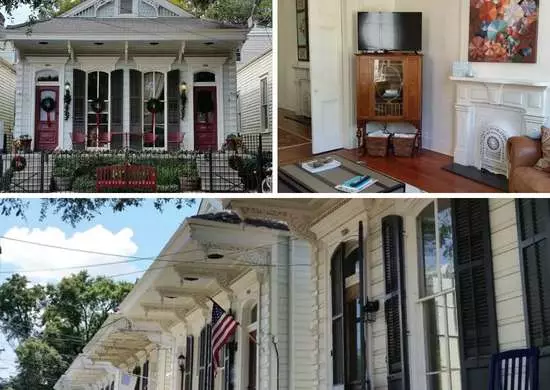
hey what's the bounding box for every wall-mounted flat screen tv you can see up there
[358,12,422,52]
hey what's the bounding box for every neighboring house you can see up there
[227,198,550,390]
[0,0,249,152]
[54,210,311,390]
[236,26,272,151]
[0,57,16,151]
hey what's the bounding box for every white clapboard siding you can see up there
[0,59,16,138]
[237,50,272,134]
[289,239,313,390]
[488,198,526,351]
[237,26,272,70]
[223,58,238,139]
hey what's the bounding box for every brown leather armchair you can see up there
[507,136,550,192]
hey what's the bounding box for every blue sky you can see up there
[1,5,32,25]
[0,198,199,379]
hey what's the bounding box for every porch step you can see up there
[196,154,245,192]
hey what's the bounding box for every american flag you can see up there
[211,300,238,372]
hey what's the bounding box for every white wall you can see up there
[277,0,299,112]
[395,0,550,154]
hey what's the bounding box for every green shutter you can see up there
[452,199,498,390]
[72,69,86,133]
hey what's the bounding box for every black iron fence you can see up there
[1,133,271,193]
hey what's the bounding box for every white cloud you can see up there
[1,225,143,283]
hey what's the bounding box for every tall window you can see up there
[87,71,109,148]
[184,336,194,390]
[331,243,362,388]
[260,77,268,130]
[132,366,141,390]
[143,71,165,149]
[120,0,133,14]
[247,304,258,390]
[141,360,149,390]
[418,200,461,390]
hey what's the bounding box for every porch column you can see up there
[123,67,130,146]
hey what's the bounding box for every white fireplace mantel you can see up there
[450,76,550,177]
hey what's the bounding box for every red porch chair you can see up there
[168,132,184,150]
[143,132,158,146]
[71,131,86,146]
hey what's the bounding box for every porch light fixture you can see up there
[364,298,380,323]
[180,82,188,120]
[64,82,72,121]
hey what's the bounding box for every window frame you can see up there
[85,70,111,150]
[416,200,461,390]
[259,76,268,131]
[142,71,167,150]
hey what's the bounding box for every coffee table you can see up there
[279,155,405,193]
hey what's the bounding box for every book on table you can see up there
[301,156,341,173]
[335,175,377,193]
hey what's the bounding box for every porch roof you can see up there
[3,17,248,41]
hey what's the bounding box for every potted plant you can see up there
[52,159,73,191]
[224,133,243,153]
[18,135,32,153]
[179,161,200,192]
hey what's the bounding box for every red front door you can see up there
[194,86,217,151]
[35,86,59,151]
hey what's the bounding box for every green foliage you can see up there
[170,0,271,25]
[0,275,45,344]
[12,338,67,390]
[0,272,133,389]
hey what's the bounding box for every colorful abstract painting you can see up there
[469,0,539,63]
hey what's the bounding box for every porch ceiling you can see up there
[15,39,241,58]
[87,331,153,366]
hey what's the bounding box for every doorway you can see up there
[34,86,59,151]
[193,86,217,151]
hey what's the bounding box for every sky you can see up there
[1,5,32,25]
[0,198,200,379]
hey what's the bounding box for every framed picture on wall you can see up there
[296,0,309,62]
[468,0,540,63]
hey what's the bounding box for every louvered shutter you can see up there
[111,69,123,133]
[206,324,214,390]
[198,327,207,390]
[73,69,86,134]
[516,199,550,388]
[185,336,194,390]
[141,360,149,390]
[167,69,180,129]
[331,244,346,386]
[382,215,409,390]
[452,199,498,390]
[132,366,141,390]
[129,69,142,148]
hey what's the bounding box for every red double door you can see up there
[194,86,217,151]
[34,86,59,151]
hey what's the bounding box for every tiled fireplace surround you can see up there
[451,77,550,177]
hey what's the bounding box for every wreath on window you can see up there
[146,98,163,114]
[11,155,27,172]
[146,98,164,134]
[91,98,105,114]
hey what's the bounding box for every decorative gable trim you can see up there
[61,0,192,17]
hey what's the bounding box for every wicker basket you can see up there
[366,135,390,157]
[392,134,417,157]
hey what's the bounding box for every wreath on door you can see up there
[40,96,56,127]
[91,98,105,113]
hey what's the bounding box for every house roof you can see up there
[191,211,289,231]
[5,16,244,35]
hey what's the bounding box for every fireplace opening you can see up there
[480,126,508,176]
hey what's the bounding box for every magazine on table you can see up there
[301,156,341,173]
[335,175,377,193]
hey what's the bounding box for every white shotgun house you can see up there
[0,0,249,152]
[56,197,550,390]
[54,205,312,390]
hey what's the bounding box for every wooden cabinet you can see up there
[356,53,423,148]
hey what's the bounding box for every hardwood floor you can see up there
[277,109,501,193]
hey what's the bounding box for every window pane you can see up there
[424,296,448,372]
[419,203,437,297]
[120,0,132,14]
[88,72,97,100]
[438,199,455,290]
[155,72,165,100]
[99,72,109,101]
[144,72,154,99]
[427,372,449,390]
[450,370,462,390]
